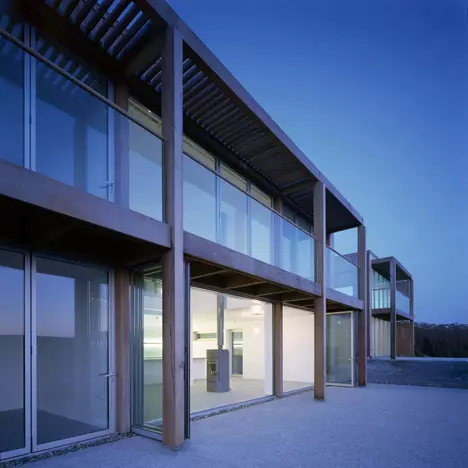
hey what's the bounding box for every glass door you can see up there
[32,256,114,451]
[0,249,30,461]
[131,266,164,437]
[326,312,355,387]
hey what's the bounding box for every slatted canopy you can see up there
[18,0,363,233]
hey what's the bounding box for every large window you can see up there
[0,249,113,461]
[35,35,110,200]
[0,15,24,167]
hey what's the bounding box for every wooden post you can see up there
[410,279,415,356]
[366,251,372,357]
[115,268,131,433]
[390,259,397,359]
[313,181,326,400]
[357,225,367,385]
[161,25,185,449]
[273,301,283,397]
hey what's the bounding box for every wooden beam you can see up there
[281,179,314,196]
[0,160,171,248]
[313,181,326,400]
[115,268,131,433]
[254,283,292,297]
[190,262,226,280]
[357,224,367,385]
[273,302,283,397]
[223,274,265,289]
[125,31,164,76]
[161,25,185,449]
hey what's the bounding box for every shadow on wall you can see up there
[415,323,468,358]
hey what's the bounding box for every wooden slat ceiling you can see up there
[23,0,359,230]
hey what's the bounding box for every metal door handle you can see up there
[99,372,116,378]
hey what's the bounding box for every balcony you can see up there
[0,30,164,223]
[183,154,316,282]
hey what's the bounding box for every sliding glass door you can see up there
[326,312,356,387]
[0,249,114,461]
[0,250,30,460]
[32,257,114,450]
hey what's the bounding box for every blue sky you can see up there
[168,0,468,324]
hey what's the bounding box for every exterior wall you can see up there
[370,317,391,358]
[396,322,414,357]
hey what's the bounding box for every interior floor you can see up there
[0,409,103,454]
[283,380,314,393]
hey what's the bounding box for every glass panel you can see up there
[250,185,272,207]
[327,313,353,385]
[36,258,109,445]
[282,306,314,392]
[190,288,273,414]
[326,247,359,297]
[35,57,110,199]
[219,179,248,254]
[183,154,217,242]
[372,270,390,309]
[0,250,25,454]
[0,28,24,167]
[220,164,247,191]
[126,109,163,220]
[183,137,216,170]
[132,267,163,431]
[281,219,315,280]
[250,199,273,264]
[396,280,410,313]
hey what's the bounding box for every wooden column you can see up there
[273,301,283,397]
[366,251,372,357]
[390,259,397,359]
[313,181,326,400]
[410,279,415,356]
[357,225,367,385]
[161,25,185,449]
[115,268,131,433]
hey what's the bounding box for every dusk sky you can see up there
[168,0,468,324]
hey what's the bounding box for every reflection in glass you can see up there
[183,155,217,241]
[128,106,163,220]
[327,313,353,385]
[36,258,109,445]
[326,248,359,297]
[250,200,273,264]
[0,250,25,453]
[0,33,24,167]
[35,47,109,199]
[220,179,248,254]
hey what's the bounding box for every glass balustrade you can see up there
[183,155,316,281]
[326,247,359,298]
[0,33,164,221]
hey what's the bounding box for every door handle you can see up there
[99,372,116,378]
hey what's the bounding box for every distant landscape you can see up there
[415,323,468,358]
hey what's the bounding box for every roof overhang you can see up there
[18,0,363,232]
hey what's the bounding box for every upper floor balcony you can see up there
[370,253,413,320]
[0,2,365,308]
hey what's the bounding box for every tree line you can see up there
[415,323,468,358]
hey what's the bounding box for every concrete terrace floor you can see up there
[26,384,468,468]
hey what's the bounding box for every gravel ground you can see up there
[14,385,468,468]
[368,358,468,388]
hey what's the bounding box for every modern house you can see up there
[0,0,369,461]
[368,251,414,359]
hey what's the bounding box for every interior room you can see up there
[190,288,273,413]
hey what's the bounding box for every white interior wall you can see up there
[283,307,314,384]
